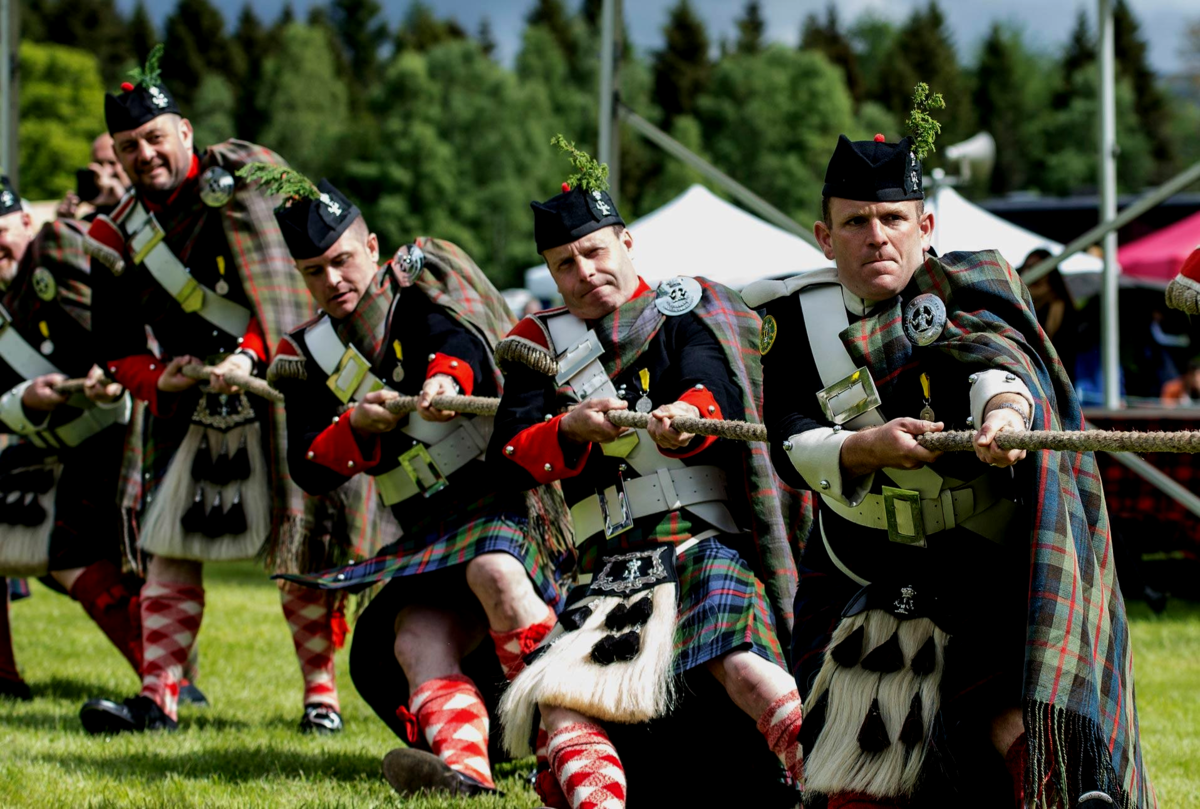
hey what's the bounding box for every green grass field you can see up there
[1,561,1197,808]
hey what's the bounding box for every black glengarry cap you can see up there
[822,134,924,203]
[275,179,361,261]
[105,44,182,134]
[531,185,624,254]
[0,175,20,217]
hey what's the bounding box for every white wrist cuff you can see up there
[970,369,1033,428]
[0,381,52,435]
[785,427,874,507]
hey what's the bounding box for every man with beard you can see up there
[261,170,569,797]
[747,130,1153,809]
[0,174,143,700]
[77,46,352,735]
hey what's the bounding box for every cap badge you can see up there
[759,314,777,355]
[0,190,13,209]
[903,293,947,346]
[148,85,170,109]
[654,276,702,317]
[320,193,343,219]
[198,166,235,208]
[591,189,612,216]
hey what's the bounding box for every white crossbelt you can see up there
[116,201,252,338]
[303,314,491,506]
[544,309,740,538]
[822,472,1003,538]
[0,305,133,447]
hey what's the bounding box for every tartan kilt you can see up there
[274,492,564,611]
[566,534,787,675]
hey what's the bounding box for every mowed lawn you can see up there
[2,561,1197,808]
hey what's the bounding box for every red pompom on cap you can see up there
[874,133,886,142]
[120,81,135,92]
[561,182,570,193]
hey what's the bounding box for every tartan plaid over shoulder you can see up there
[841,250,1153,809]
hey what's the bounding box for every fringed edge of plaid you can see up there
[495,336,559,377]
[267,355,308,385]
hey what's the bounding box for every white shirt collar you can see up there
[841,285,886,317]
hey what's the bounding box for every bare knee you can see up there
[713,650,796,719]
[990,706,1025,756]
[466,553,542,630]
[148,556,202,586]
[393,606,467,685]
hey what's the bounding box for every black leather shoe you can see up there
[299,703,344,734]
[0,677,31,701]
[381,748,495,797]
[80,695,178,735]
[1077,791,1116,808]
[178,681,209,707]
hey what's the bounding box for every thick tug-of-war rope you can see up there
[48,376,1200,453]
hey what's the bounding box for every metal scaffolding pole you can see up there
[1098,0,1120,410]
[596,0,621,209]
[0,0,17,184]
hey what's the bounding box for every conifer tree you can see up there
[230,4,269,139]
[394,2,467,54]
[162,0,232,110]
[127,1,157,65]
[1112,0,1174,175]
[330,0,388,84]
[654,0,711,127]
[527,0,574,58]
[478,18,497,60]
[800,5,864,104]
[735,1,765,56]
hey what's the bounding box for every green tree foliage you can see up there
[348,39,562,288]
[527,0,574,59]
[19,0,134,85]
[876,2,973,145]
[1185,18,1200,97]
[190,74,237,148]
[329,0,388,113]
[1056,8,1095,106]
[848,12,896,99]
[697,46,855,226]
[801,5,865,105]
[478,18,497,60]
[394,2,467,54]
[734,1,765,56]
[635,115,710,212]
[255,24,350,179]
[161,0,233,111]
[654,0,711,127]
[127,1,158,65]
[1112,0,1174,177]
[17,42,106,200]
[228,4,270,140]
[972,23,1052,194]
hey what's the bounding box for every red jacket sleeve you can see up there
[426,352,475,396]
[239,316,268,364]
[658,385,722,459]
[500,413,590,484]
[106,355,174,417]
[305,414,382,474]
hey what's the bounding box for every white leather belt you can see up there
[570,465,736,547]
[117,201,252,338]
[375,416,492,506]
[0,305,59,381]
[823,473,1005,538]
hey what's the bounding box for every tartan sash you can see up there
[846,250,1153,808]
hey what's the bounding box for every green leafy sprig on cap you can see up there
[236,163,320,203]
[551,134,610,193]
[905,82,946,161]
[127,43,164,89]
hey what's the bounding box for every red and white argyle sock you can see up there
[139,580,204,720]
[70,559,143,676]
[489,605,556,681]
[0,578,22,685]
[280,584,340,711]
[757,689,804,783]
[534,724,572,808]
[409,674,494,789]
[547,722,627,809]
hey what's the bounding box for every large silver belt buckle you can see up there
[398,443,448,497]
[816,367,882,425]
[882,486,926,548]
[597,463,635,539]
[554,329,605,387]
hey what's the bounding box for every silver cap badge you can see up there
[199,166,235,208]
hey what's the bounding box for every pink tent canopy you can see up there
[1118,211,1200,283]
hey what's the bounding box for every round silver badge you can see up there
[392,366,405,384]
[635,395,653,413]
[903,293,947,346]
[654,276,702,317]
[198,166,235,208]
[39,339,53,356]
[214,278,230,296]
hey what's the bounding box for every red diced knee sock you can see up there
[488,605,556,681]
[409,674,494,789]
[1005,732,1028,809]
[0,578,22,684]
[69,559,143,675]
[280,584,340,712]
[757,688,804,783]
[139,580,204,720]
[827,794,910,808]
[535,724,571,808]
[547,722,627,809]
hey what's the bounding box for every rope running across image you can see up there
[55,363,1200,453]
